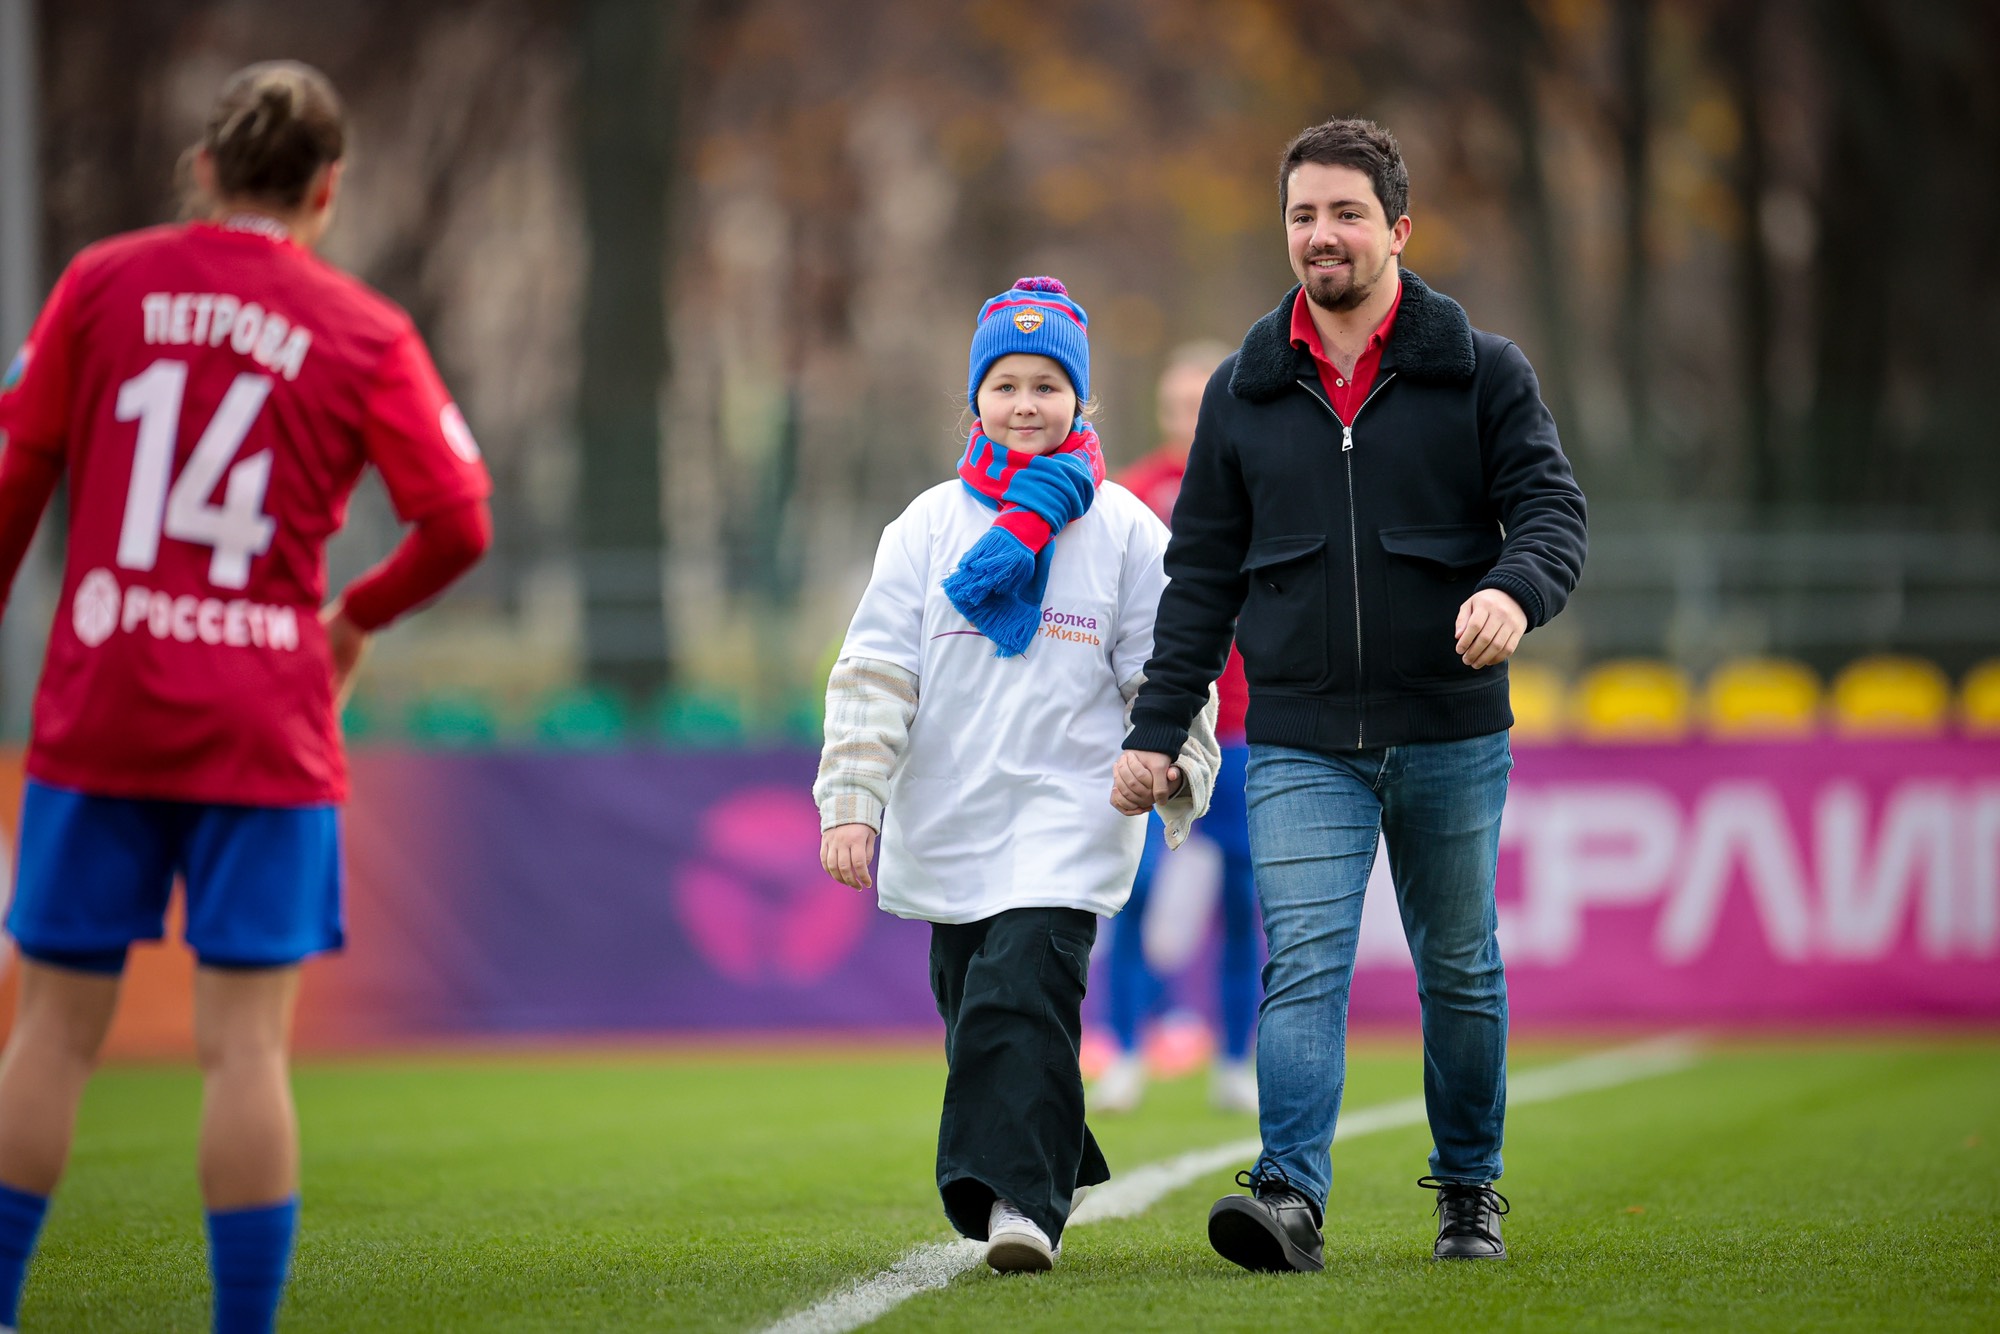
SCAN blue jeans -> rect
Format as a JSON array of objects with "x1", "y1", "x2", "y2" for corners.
[
  {"x1": 1108, "y1": 745, "x2": 1260, "y2": 1060},
  {"x1": 1247, "y1": 733, "x2": 1511, "y2": 1210}
]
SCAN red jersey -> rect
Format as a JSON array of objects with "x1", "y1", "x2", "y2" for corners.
[
  {"x1": 0, "y1": 220, "x2": 491, "y2": 805},
  {"x1": 1117, "y1": 445, "x2": 1250, "y2": 742}
]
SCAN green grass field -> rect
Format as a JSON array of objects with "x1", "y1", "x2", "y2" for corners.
[{"x1": 23, "y1": 1036, "x2": 2000, "y2": 1331}]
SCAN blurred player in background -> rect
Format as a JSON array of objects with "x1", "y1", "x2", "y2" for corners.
[
  {"x1": 1092, "y1": 341, "x2": 1261, "y2": 1115},
  {"x1": 0, "y1": 62, "x2": 491, "y2": 1333}
]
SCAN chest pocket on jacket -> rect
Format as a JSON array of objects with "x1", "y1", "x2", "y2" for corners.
[
  {"x1": 1236, "y1": 534, "x2": 1328, "y2": 689},
  {"x1": 1379, "y1": 524, "x2": 1503, "y2": 684}
]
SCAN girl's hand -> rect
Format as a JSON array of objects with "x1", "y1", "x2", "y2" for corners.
[
  {"x1": 821, "y1": 823, "x2": 878, "y2": 891},
  {"x1": 1111, "y1": 749, "x2": 1182, "y2": 815}
]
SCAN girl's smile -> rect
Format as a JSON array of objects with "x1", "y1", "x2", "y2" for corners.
[{"x1": 977, "y1": 353, "x2": 1078, "y2": 454}]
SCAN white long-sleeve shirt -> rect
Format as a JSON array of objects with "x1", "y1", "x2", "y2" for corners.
[{"x1": 815, "y1": 479, "x2": 1220, "y2": 925}]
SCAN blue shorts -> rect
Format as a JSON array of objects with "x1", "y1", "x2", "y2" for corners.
[{"x1": 7, "y1": 780, "x2": 344, "y2": 974}]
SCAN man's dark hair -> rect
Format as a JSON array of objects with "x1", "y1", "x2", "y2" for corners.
[{"x1": 1277, "y1": 118, "x2": 1408, "y2": 221}]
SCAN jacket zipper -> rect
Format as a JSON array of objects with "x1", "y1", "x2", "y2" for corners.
[{"x1": 1298, "y1": 372, "x2": 1397, "y2": 749}]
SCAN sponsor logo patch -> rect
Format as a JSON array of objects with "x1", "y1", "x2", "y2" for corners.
[
  {"x1": 440, "y1": 403, "x2": 482, "y2": 462},
  {"x1": 72, "y1": 569, "x2": 120, "y2": 647},
  {"x1": 69, "y1": 567, "x2": 301, "y2": 652},
  {"x1": 1, "y1": 346, "x2": 28, "y2": 392}
]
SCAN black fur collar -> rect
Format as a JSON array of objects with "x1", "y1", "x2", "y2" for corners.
[{"x1": 1228, "y1": 268, "x2": 1477, "y2": 403}]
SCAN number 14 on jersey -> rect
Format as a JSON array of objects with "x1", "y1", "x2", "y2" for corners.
[{"x1": 115, "y1": 358, "x2": 276, "y2": 591}]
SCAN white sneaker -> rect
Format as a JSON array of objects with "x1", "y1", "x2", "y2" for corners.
[
  {"x1": 1210, "y1": 1058, "x2": 1259, "y2": 1115},
  {"x1": 1090, "y1": 1053, "x2": 1146, "y2": 1113},
  {"x1": 986, "y1": 1198, "x2": 1055, "y2": 1273},
  {"x1": 1069, "y1": 1184, "x2": 1093, "y2": 1218}
]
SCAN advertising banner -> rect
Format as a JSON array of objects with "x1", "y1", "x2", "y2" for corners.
[
  {"x1": 1348, "y1": 740, "x2": 2000, "y2": 1025},
  {"x1": 0, "y1": 740, "x2": 1992, "y2": 1054}
]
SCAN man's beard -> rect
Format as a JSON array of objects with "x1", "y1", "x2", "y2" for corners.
[{"x1": 1303, "y1": 250, "x2": 1389, "y2": 313}]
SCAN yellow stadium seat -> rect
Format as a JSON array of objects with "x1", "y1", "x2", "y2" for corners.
[
  {"x1": 1702, "y1": 658, "x2": 1822, "y2": 739},
  {"x1": 1575, "y1": 660, "x2": 1693, "y2": 742},
  {"x1": 1961, "y1": 660, "x2": 2000, "y2": 735},
  {"x1": 1828, "y1": 655, "x2": 1951, "y2": 737},
  {"x1": 1506, "y1": 662, "x2": 1567, "y2": 741}
]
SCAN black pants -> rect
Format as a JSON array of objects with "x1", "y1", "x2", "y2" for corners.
[{"x1": 930, "y1": 907, "x2": 1110, "y2": 1243}]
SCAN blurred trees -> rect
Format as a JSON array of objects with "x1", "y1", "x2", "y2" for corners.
[
  {"x1": 1806, "y1": 0, "x2": 2000, "y2": 523},
  {"x1": 24, "y1": 0, "x2": 2000, "y2": 708},
  {"x1": 574, "y1": 0, "x2": 673, "y2": 701},
  {"x1": 40, "y1": 0, "x2": 585, "y2": 699}
]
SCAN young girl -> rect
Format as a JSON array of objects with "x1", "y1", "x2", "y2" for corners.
[{"x1": 815, "y1": 277, "x2": 1220, "y2": 1273}]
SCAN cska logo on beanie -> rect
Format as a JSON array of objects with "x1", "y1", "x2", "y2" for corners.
[{"x1": 1012, "y1": 308, "x2": 1045, "y2": 333}]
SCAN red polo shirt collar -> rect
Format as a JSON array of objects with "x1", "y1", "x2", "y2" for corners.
[{"x1": 1290, "y1": 278, "x2": 1402, "y2": 424}]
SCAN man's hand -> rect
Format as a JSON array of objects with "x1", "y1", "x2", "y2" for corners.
[
  {"x1": 821, "y1": 823, "x2": 878, "y2": 891},
  {"x1": 1111, "y1": 749, "x2": 1184, "y2": 816},
  {"x1": 321, "y1": 601, "x2": 370, "y2": 708},
  {"x1": 1454, "y1": 588, "x2": 1527, "y2": 669}
]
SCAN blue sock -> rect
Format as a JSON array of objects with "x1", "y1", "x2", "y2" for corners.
[
  {"x1": 206, "y1": 1198, "x2": 298, "y2": 1334},
  {"x1": 0, "y1": 1183, "x2": 50, "y2": 1327}
]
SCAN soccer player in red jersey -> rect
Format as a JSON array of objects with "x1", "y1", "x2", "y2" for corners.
[
  {"x1": 1094, "y1": 342, "x2": 1263, "y2": 1116},
  {"x1": 0, "y1": 63, "x2": 491, "y2": 1332}
]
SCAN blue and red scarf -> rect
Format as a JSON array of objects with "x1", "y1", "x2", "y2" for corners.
[{"x1": 942, "y1": 423, "x2": 1106, "y2": 656}]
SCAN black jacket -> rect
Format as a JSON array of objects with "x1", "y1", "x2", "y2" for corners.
[{"x1": 1126, "y1": 268, "x2": 1587, "y2": 757}]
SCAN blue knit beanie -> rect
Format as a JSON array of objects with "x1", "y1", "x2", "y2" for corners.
[{"x1": 967, "y1": 276, "x2": 1090, "y2": 416}]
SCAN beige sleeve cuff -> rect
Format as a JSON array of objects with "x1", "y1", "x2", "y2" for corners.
[
  {"x1": 813, "y1": 656, "x2": 919, "y2": 833},
  {"x1": 1121, "y1": 673, "x2": 1223, "y2": 849}
]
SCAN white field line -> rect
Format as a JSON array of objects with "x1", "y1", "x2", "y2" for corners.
[
  {"x1": 760, "y1": 1239, "x2": 986, "y2": 1334},
  {"x1": 758, "y1": 1035, "x2": 1702, "y2": 1334}
]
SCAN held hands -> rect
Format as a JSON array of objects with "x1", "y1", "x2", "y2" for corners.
[
  {"x1": 1454, "y1": 589, "x2": 1527, "y2": 669},
  {"x1": 1111, "y1": 750, "x2": 1184, "y2": 816},
  {"x1": 821, "y1": 823, "x2": 878, "y2": 891},
  {"x1": 321, "y1": 601, "x2": 370, "y2": 708}
]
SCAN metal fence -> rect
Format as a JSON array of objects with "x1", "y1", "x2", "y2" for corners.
[{"x1": 1543, "y1": 510, "x2": 2000, "y2": 677}]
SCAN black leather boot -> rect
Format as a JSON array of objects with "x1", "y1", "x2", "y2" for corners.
[
  {"x1": 1420, "y1": 1176, "x2": 1509, "y2": 1259},
  {"x1": 1208, "y1": 1167, "x2": 1325, "y2": 1273}
]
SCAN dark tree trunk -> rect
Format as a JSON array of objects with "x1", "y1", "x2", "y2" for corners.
[
  {"x1": 1806, "y1": 0, "x2": 1887, "y2": 510},
  {"x1": 40, "y1": 0, "x2": 184, "y2": 259},
  {"x1": 575, "y1": 0, "x2": 678, "y2": 702},
  {"x1": 1479, "y1": 0, "x2": 1580, "y2": 447},
  {"x1": 1612, "y1": 0, "x2": 1652, "y2": 463},
  {"x1": 1717, "y1": 0, "x2": 1776, "y2": 509}
]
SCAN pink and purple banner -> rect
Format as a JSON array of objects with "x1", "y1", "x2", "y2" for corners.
[
  {"x1": 309, "y1": 750, "x2": 939, "y2": 1045},
  {"x1": 2, "y1": 739, "x2": 1994, "y2": 1053},
  {"x1": 1348, "y1": 739, "x2": 2000, "y2": 1025}
]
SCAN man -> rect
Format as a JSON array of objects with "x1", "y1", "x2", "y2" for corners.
[{"x1": 1111, "y1": 118, "x2": 1586, "y2": 1270}]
